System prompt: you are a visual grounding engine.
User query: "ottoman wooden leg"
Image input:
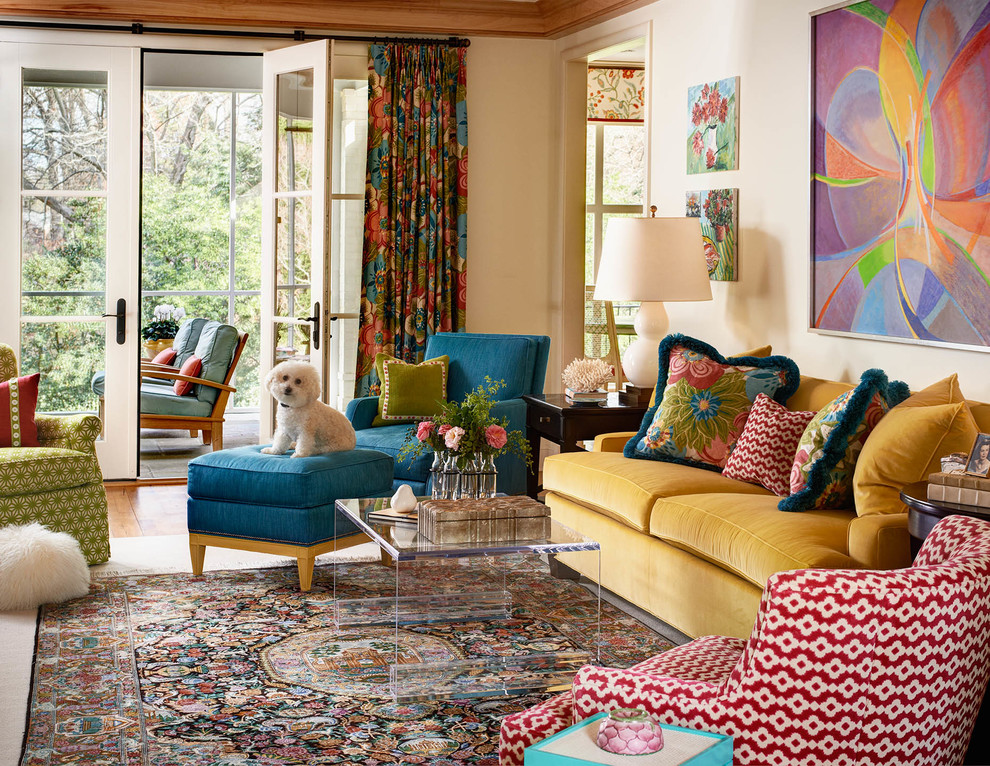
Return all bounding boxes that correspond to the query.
[190,539,206,575]
[297,553,316,592]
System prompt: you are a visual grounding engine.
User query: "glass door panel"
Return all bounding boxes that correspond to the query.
[327,58,367,410]
[260,41,329,441]
[1,45,140,479]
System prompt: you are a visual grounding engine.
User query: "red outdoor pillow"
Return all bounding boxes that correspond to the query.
[722,393,815,496]
[1,372,41,447]
[173,356,203,397]
[152,347,177,365]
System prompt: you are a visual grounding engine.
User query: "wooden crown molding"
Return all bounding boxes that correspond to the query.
[0,0,650,38]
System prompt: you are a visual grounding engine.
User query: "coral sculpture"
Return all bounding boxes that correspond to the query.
[562,358,613,393]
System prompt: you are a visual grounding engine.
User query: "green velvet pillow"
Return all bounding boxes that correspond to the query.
[372,354,449,427]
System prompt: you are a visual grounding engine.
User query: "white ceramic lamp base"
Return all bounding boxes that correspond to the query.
[621,301,669,389]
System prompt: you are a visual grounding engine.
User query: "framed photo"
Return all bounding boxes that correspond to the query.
[965,433,990,478]
[809,1,990,351]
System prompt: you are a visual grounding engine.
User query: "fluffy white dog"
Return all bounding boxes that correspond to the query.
[261,360,356,457]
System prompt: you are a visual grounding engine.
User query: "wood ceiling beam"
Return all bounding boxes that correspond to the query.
[540,0,655,37]
[0,0,548,37]
[0,0,647,38]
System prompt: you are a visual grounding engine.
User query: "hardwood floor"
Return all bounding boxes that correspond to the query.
[106,483,189,538]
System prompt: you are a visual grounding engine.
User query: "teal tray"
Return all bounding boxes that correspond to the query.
[524,712,732,766]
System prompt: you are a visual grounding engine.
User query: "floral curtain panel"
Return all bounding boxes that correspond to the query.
[587,66,645,123]
[355,43,468,397]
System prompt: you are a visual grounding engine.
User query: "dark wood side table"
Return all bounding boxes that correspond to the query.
[521,393,648,499]
[899,479,990,765]
[900,480,990,557]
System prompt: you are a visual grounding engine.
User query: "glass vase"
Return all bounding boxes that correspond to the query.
[429,450,445,500]
[440,452,460,500]
[456,452,484,500]
[479,453,497,498]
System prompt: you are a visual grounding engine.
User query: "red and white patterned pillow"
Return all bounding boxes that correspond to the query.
[1,372,41,447]
[722,393,814,496]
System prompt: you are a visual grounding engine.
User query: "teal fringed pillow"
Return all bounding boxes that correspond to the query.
[624,334,801,471]
[779,369,910,512]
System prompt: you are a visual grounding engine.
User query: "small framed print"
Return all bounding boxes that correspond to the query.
[965,433,990,477]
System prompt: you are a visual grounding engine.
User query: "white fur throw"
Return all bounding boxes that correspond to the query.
[0,523,91,611]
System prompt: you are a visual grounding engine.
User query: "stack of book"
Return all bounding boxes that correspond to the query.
[564,387,607,404]
[928,471,990,507]
[366,506,419,526]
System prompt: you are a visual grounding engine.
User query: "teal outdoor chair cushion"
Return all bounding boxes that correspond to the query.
[138,382,214,417]
[173,317,208,366]
[192,321,240,404]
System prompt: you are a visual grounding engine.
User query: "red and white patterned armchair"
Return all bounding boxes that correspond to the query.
[500,515,990,766]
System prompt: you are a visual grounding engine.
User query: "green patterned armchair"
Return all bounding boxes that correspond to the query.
[0,344,110,565]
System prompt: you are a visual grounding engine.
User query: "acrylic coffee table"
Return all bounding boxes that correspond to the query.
[333,496,602,702]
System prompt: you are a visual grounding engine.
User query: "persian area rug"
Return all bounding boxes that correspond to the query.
[20,556,673,765]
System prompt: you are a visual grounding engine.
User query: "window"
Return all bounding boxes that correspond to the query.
[585,65,646,363]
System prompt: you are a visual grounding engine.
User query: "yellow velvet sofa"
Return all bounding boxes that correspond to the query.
[549,366,989,640]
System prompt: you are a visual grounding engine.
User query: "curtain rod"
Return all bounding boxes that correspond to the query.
[0,19,470,46]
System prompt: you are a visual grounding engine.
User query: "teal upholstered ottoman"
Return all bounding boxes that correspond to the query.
[187,445,394,590]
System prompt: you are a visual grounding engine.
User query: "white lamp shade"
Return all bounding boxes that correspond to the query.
[593,216,713,302]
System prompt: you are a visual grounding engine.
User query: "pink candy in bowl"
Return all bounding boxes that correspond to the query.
[596,708,664,755]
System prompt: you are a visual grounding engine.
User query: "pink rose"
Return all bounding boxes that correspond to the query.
[485,424,507,450]
[416,421,434,442]
[444,426,465,450]
[438,424,452,436]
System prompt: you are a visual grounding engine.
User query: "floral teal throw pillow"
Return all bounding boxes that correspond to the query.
[624,335,800,471]
[778,369,909,512]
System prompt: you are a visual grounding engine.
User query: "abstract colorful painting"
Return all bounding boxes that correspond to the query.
[687,188,738,281]
[812,0,990,348]
[687,77,738,173]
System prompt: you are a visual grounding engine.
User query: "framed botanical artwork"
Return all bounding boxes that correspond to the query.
[810,0,990,350]
[965,433,990,478]
[686,77,738,173]
[686,188,738,281]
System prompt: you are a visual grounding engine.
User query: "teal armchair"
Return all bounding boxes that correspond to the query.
[92,319,248,452]
[346,332,550,495]
[0,343,110,565]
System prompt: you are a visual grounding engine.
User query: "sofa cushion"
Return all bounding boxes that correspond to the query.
[193,322,240,404]
[355,423,434,481]
[0,447,101,493]
[373,353,449,427]
[781,369,909,512]
[1,373,40,448]
[853,401,978,516]
[424,334,536,401]
[543,451,771,533]
[172,317,207,366]
[722,393,815,496]
[139,382,214,417]
[625,334,800,471]
[649,492,857,588]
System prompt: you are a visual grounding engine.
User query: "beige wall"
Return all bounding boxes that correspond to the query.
[555,0,990,403]
[464,38,559,362]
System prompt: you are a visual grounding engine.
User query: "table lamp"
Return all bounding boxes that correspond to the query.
[593,207,712,395]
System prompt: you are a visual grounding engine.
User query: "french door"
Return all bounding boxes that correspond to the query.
[0,43,140,479]
[260,41,365,439]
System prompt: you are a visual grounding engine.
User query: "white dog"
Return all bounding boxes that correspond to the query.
[261,361,356,457]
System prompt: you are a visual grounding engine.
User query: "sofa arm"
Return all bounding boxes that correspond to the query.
[345,396,380,431]
[594,431,636,452]
[847,512,911,570]
[35,413,102,454]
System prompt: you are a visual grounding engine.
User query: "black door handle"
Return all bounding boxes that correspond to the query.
[101,298,126,345]
[296,300,320,351]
